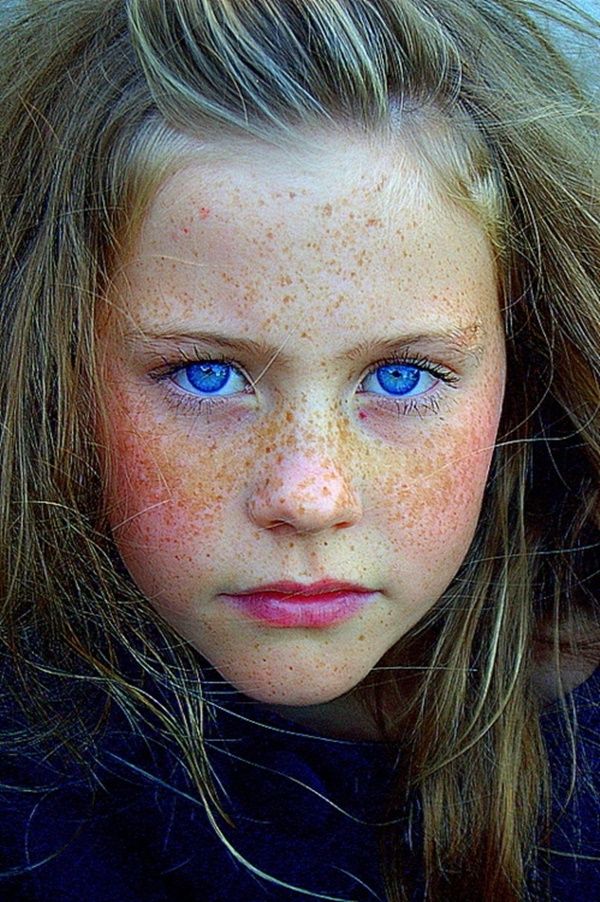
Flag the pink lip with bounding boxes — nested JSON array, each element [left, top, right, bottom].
[[219, 581, 377, 628]]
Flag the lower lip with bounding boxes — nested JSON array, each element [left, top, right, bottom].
[[219, 590, 377, 628]]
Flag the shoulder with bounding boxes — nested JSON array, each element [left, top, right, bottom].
[[0, 691, 226, 901], [540, 662, 599, 784], [535, 666, 600, 899], [540, 663, 600, 795]]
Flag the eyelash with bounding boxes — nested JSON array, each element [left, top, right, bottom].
[[149, 349, 460, 419]]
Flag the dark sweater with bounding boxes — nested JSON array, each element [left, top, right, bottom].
[[1, 666, 598, 902]]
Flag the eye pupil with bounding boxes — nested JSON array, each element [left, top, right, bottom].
[[377, 364, 421, 396], [187, 362, 230, 393]]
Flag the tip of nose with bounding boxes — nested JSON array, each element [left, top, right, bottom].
[[246, 459, 362, 533]]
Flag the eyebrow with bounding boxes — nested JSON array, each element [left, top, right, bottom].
[[124, 323, 484, 364]]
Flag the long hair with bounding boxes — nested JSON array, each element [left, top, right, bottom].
[[1, 2, 598, 899]]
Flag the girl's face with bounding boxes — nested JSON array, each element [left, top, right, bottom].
[[98, 132, 506, 708]]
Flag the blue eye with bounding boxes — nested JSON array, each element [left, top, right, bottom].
[[171, 361, 247, 396], [361, 361, 437, 398]]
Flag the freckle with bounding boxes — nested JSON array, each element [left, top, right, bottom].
[[322, 203, 333, 217]]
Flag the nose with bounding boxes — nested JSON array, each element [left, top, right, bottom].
[[246, 450, 362, 534]]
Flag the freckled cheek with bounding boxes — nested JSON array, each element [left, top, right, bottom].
[[375, 418, 497, 564], [101, 406, 246, 608]]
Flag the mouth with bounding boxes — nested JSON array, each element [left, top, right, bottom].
[[233, 579, 374, 597], [218, 580, 378, 628]]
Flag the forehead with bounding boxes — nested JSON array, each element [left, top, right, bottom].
[[146, 130, 445, 237], [105, 131, 498, 347]]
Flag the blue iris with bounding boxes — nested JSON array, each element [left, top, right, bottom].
[[186, 362, 231, 393], [375, 364, 421, 396]]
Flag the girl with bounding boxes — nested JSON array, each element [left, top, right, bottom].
[[1, 1, 598, 900]]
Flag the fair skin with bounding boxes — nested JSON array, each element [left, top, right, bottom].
[[97, 130, 506, 739]]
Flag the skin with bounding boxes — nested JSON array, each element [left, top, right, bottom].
[[97, 131, 507, 738]]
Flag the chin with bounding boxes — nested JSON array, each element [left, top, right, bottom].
[[230, 673, 362, 708], [213, 668, 360, 707]]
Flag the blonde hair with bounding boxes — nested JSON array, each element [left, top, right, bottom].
[[1, 1, 598, 899]]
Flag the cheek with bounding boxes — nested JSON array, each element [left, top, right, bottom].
[[384, 431, 492, 533], [101, 393, 244, 610], [375, 411, 499, 593]]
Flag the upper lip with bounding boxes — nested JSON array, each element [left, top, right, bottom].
[[231, 580, 373, 596]]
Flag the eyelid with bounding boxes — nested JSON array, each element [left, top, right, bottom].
[[363, 353, 459, 383]]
